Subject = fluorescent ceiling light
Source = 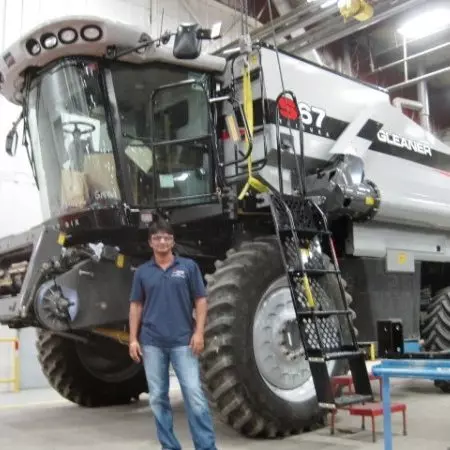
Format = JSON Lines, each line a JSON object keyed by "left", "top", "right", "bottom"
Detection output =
{"left": 397, "top": 8, "right": 450, "bottom": 40}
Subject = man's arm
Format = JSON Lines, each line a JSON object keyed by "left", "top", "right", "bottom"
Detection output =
{"left": 129, "top": 270, "right": 144, "bottom": 362}
{"left": 129, "top": 301, "right": 143, "bottom": 342}
{"left": 194, "top": 296, "right": 207, "bottom": 335}
{"left": 189, "top": 262, "right": 208, "bottom": 355}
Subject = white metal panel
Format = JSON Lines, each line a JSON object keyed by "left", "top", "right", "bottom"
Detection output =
{"left": 260, "top": 46, "right": 389, "bottom": 126}
{"left": 256, "top": 46, "right": 450, "bottom": 233}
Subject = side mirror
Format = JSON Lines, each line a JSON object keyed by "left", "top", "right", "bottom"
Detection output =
{"left": 173, "top": 22, "right": 222, "bottom": 60}
{"left": 5, "top": 113, "right": 23, "bottom": 157}
{"left": 5, "top": 127, "right": 18, "bottom": 157}
{"left": 173, "top": 24, "right": 202, "bottom": 59}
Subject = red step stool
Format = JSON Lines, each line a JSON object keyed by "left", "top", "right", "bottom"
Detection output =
{"left": 331, "top": 373, "right": 383, "bottom": 398}
{"left": 330, "top": 401, "right": 407, "bottom": 443}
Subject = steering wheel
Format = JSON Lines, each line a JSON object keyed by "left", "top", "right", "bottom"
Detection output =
{"left": 62, "top": 121, "right": 96, "bottom": 137}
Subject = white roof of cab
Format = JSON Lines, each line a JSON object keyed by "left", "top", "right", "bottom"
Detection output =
{"left": 0, "top": 15, "right": 226, "bottom": 105}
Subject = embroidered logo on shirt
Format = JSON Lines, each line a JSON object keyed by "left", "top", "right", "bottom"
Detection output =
{"left": 171, "top": 269, "right": 186, "bottom": 279}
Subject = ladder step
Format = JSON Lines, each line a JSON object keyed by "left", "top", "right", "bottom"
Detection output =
{"left": 289, "top": 268, "right": 340, "bottom": 276}
{"left": 279, "top": 227, "right": 331, "bottom": 237}
{"left": 324, "top": 350, "right": 365, "bottom": 361}
{"left": 331, "top": 394, "right": 373, "bottom": 408}
{"left": 298, "top": 310, "right": 352, "bottom": 318}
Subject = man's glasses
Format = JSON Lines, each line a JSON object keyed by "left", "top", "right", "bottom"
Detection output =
{"left": 151, "top": 235, "right": 174, "bottom": 242}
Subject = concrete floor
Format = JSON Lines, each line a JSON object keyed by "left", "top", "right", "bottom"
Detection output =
{"left": 0, "top": 377, "right": 449, "bottom": 450}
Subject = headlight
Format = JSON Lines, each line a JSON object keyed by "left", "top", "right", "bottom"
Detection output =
{"left": 40, "top": 32, "right": 58, "bottom": 49}
{"left": 25, "top": 38, "right": 41, "bottom": 56}
{"left": 58, "top": 28, "right": 78, "bottom": 44}
{"left": 80, "top": 25, "right": 103, "bottom": 42}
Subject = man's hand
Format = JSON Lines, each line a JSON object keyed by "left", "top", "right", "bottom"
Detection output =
{"left": 129, "top": 340, "right": 143, "bottom": 363}
{"left": 189, "top": 331, "right": 204, "bottom": 356}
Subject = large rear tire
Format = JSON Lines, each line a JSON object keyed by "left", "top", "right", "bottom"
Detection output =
{"left": 199, "top": 236, "right": 353, "bottom": 438}
{"left": 36, "top": 330, "right": 148, "bottom": 406}
{"left": 422, "top": 286, "right": 450, "bottom": 392}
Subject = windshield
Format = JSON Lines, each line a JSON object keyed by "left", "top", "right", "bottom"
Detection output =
{"left": 26, "top": 59, "right": 215, "bottom": 221}
{"left": 111, "top": 64, "right": 213, "bottom": 207}
{"left": 27, "top": 59, "right": 120, "bottom": 220}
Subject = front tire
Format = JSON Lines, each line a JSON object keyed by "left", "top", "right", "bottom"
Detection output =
{"left": 199, "top": 236, "right": 353, "bottom": 438}
{"left": 36, "top": 330, "right": 148, "bottom": 406}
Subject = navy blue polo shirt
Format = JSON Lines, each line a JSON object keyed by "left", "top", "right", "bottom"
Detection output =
{"left": 129, "top": 255, "right": 207, "bottom": 347}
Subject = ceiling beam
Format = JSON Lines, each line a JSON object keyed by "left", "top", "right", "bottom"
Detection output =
{"left": 388, "top": 64, "right": 450, "bottom": 91}
{"left": 282, "top": 0, "right": 426, "bottom": 55}
{"left": 214, "top": 0, "right": 334, "bottom": 53}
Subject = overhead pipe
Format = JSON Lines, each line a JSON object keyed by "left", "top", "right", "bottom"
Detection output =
{"left": 251, "top": 0, "right": 335, "bottom": 40}
{"left": 388, "top": 65, "right": 450, "bottom": 91}
{"left": 402, "top": 36, "right": 408, "bottom": 80}
{"left": 284, "top": 0, "right": 426, "bottom": 55}
{"left": 371, "top": 41, "right": 450, "bottom": 73}
{"left": 271, "top": 5, "right": 338, "bottom": 43}
{"left": 392, "top": 97, "right": 423, "bottom": 111}
{"left": 279, "top": 0, "right": 401, "bottom": 52}
{"left": 295, "top": 0, "right": 425, "bottom": 54}
{"left": 263, "top": 1, "right": 337, "bottom": 66}
{"left": 279, "top": 11, "right": 348, "bottom": 52}
{"left": 214, "top": 0, "right": 334, "bottom": 53}
{"left": 417, "top": 64, "right": 431, "bottom": 131}
{"left": 270, "top": 0, "right": 292, "bottom": 16}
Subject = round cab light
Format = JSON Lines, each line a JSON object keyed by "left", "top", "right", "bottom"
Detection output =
{"left": 25, "top": 38, "right": 41, "bottom": 56}
{"left": 58, "top": 28, "right": 78, "bottom": 44}
{"left": 40, "top": 32, "right": 58, "bottom": 49}
{"left": 80, "top": 25, "right": 103, "bottom": 42}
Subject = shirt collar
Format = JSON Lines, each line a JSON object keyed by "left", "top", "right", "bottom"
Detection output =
{"left": 149, "top": 254, "right": 179, "bottom": 267}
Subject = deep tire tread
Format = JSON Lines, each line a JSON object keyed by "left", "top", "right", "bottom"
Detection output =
{"left": 36, "top": 330, "right": 147, "bottom": 407}
{"left": 200, "top": 236, "right": 353, "bottom": 438}
{"left": 423, "top": 287, "right": 450, "bottom": 393}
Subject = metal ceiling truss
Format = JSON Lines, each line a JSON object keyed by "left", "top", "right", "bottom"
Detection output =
{"left": 216, "top": 0, "right": 427, "bottom": 56}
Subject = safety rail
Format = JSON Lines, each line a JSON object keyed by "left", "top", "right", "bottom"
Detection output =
{"left": 0, "top": 337, "right": 20, "bottom": 392}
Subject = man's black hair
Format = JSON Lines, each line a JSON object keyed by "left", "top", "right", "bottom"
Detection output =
{"left": 148, "top": 219, "right": 174, "bottom": 238}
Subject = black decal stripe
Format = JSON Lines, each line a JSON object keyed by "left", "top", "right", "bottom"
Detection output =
{"left": 221, "top": 98, "right": 450, "bottom": 173}
{"left": 368, "top": 140, "right": 450, "bottom": 172}
{"left": 357, "top": 119, "right": 384, "bottom": 141}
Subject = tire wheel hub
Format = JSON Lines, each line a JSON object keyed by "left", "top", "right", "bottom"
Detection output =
{"left": 253, "top": 277, "right": 313, "bottom": 393}
{"left": 280, "top": 319, "right": 304, "bottom": 361}
{"left": 253, "top": 275, "right": 336, "bottom": 398}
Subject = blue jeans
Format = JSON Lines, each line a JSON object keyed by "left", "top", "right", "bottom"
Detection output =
{"left": 142, "top": 345, "right": 218, "bottom": 450}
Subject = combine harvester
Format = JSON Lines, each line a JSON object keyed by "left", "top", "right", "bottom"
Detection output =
{"left": 0, "top": 5, "right": 448, "bottom": 438}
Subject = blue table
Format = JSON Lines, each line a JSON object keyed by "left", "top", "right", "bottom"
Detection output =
{"left": 372, "top": 358, "right": 450, "bottom": 450}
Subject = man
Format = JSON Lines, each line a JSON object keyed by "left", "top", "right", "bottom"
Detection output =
{"left": 129, "top": 218, "right": 218, "bottom": 450}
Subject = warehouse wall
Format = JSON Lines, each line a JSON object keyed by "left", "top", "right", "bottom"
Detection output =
{"left": 0, "top": 0, "right": 260, "bottom": 392}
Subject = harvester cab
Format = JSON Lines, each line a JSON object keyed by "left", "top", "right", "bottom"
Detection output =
{"left": 2, "top": 17, "right": 230, "bottom": 244}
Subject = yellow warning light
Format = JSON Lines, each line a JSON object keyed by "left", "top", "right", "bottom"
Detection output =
{"left": 116, "top": 254, "right": 125, "bottom": 268}
{"left": 57, "top": 233, "right": 66, "bottom": 246}
{"left": 398, "top": 252, "right": 407, "bottom": 265}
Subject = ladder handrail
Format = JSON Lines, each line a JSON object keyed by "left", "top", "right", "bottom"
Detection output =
{"left": 274, "top": 90, "right": 307, "bottom": 197}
